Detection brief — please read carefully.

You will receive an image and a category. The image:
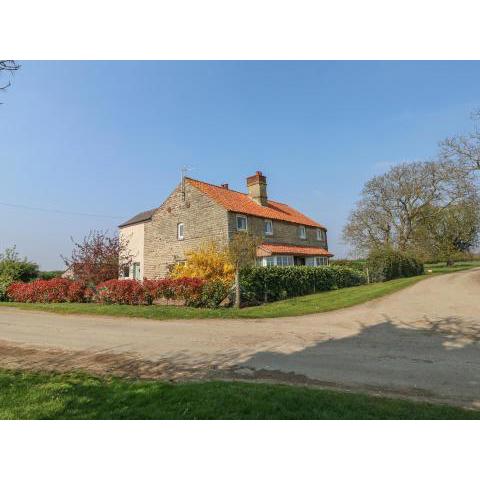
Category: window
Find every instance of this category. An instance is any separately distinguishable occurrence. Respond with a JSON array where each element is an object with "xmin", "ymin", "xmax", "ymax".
[
  {"xmin": 262, "ymin": 255, "xmax": 293, "ymax": 267},
  {"xmin": 132, "ymin": 262, "xmax": 141, "ymax": 280},
  {"xmin": 305, "ymin": 257, "xmax": 315, "ymax": 267},
  {"xmin": 122, "ymin": 265, "xmax": 130, "ymax": 278},
  {"xmin": 315, "ymin": 257, "xmax": 328, "ymax": 266},
  {"xmin": 299, "ymin": 225, "xmax": 306, "ymax": 239},
  {"xmin": 236, "ymin": 215, "xmax": 248, "ymax": 231},
  {"xmin": 276, "ymin": 255, "xmax": 293, "ymax": 267},
  {"xmin": 316, "ymin": 229, "xmax": 326, "ymax": 242},
  {"xmin": 264, "ymin": 219, "xmax": 273, "ymax": 236},
  {"xmin": 265, "ymin": 256, "xmax": 275, "ymax": 266},
  {"xmin": 177, "ymin": 223, "xmax": 184, "ymax": 240}
]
